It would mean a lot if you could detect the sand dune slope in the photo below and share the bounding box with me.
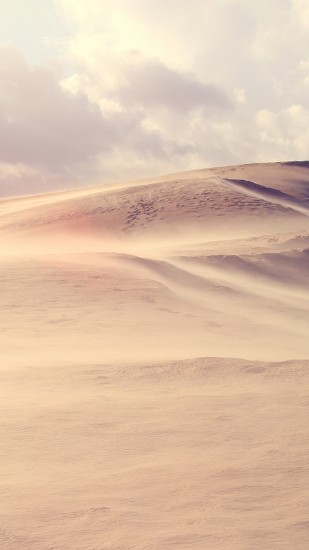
[1,161,308,241]
[0,161,309,549]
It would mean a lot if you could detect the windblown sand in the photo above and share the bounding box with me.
[1,161,309,549]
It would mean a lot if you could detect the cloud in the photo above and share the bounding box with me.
[0,45,197,174]
[0,45,205,194]
[113,55,231,113]
[0,45,112,169]
[2,1,309,195]
[256,105,309,159]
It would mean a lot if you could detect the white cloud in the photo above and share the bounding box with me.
[0,45,205,194]
[256,105,309,159]
[1,0,309,194]
[291,0,309,28]
[0,46,111,168]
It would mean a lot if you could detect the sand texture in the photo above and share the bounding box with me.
[1,161,309,549]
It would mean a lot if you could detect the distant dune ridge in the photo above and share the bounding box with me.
[1,161,309,549]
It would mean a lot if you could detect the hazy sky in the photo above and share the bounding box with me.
[1,0,309,194]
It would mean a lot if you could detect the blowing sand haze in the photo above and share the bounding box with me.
[1,161,309,549]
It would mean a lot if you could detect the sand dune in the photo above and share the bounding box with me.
[1,161,309,549]
[1,161,308,241]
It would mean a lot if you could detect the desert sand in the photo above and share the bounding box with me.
[1,161,309,549]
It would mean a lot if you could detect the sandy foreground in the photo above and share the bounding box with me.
[1,161,309,549]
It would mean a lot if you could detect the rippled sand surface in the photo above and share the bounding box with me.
[1,161,309,548]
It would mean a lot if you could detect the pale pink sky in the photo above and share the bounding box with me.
[1,0,309,195]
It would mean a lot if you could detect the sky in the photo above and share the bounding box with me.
[1,0,309,195]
